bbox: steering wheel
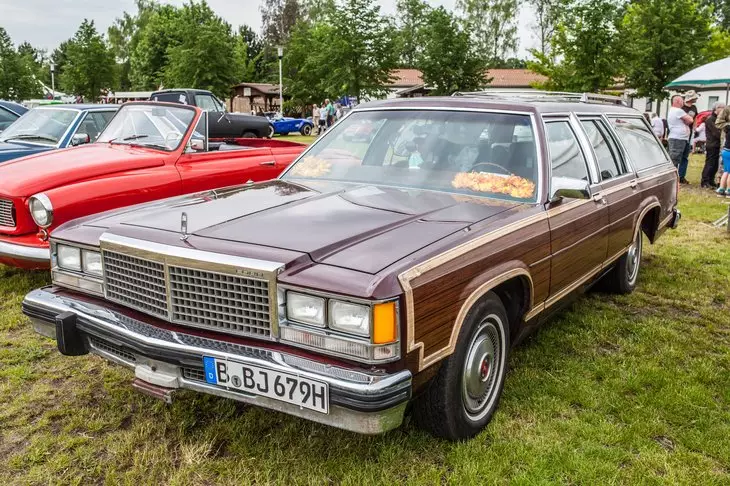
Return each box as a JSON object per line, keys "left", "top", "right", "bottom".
{"left": 471, "top": 161, "right": 511, "bottom": 175}
{"left": 165, "top": 132, "right": 182, "bottom": 150}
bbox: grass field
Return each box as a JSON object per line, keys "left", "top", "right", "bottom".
{"left": 1, "top": 155, "right": 729, "bottom": 485}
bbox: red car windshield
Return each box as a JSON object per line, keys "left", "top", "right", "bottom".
{"left": 97, "top": 104, "right": 196, "bottom": 151}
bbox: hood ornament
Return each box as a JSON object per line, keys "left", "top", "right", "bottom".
{"left": 180, "top": 212, "right": 189, "bottom": 241}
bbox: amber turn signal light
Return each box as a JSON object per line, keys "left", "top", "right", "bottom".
{"left": 373, "top": 302, "right": 397, "bottom": 344}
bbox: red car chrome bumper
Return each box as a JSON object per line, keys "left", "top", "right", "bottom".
{"left": 0, "top": 236, "right": 50, "bottom": 269}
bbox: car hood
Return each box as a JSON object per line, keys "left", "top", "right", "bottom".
{"left": 80, "top": 180, "right": 520, "bottom": 274}
{"left": 0, "top": 141, "right": 53, "bottom": 164}
{"left": 0, "top": 143, "right": 168, "bottom": 196}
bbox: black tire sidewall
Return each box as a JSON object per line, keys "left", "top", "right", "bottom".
{"left": 438, "top": 292, "right": 510, "bottom": 439}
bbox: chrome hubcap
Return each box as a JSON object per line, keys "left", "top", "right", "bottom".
{"left": 462, "top": 317, "right": 503, "bottom": 421}
{"left": 627, "top": 231, "right": 642, "bottom": 284}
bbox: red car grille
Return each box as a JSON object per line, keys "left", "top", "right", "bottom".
{"left": 0, "top": 199, "right": 15, "bottom": 228}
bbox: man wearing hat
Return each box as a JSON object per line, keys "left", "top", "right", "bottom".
{"left": 678, "top": 90, "right": 700, "bottom": 184}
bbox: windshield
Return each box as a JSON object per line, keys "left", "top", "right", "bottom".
{"left": 97, "top": 104, "right": 196, "bottom": 151}
{"left": 0, "top": 108, "right": 78, "bottom": 146}
{"left": 282, "top": 110, "right": 539, "bottom": 202}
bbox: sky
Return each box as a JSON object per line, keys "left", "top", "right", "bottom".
{"left": 1, "top": 0, "right": 537, "bottom": 57}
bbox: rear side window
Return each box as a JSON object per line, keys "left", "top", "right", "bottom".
{"left": 151, "top": 92, "right": 188, "bottom": 105}
{"left": 580, "top": 119, "right": 626, "bottom": 181}
{"left": 608, "top": 117, "right": 669, "bottom": 170}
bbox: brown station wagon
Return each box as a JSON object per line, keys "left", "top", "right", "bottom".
{"left": 23, "top": 92, "right": 680, "bottom": 441}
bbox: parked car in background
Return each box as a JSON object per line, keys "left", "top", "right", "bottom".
{"left": 0, "top": 101, "right": 305, "bottom": 269}
{"left": 268, "top": 114, "right": 314, "bottom": 136}
{"left": 0, "top": 104, "right": 118, "bottom": 164}
{"left": 23, "top": 93, "right": 679, "bottom": 440}
{"left": 150, "top": 89, "right": 275, "bottom": 139}
{"left": 0, "top": 100, "right": 28, "bottom": 132}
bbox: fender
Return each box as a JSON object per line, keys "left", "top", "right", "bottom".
{"left": 632, "top": 197, "right": 661, "bottom": 245}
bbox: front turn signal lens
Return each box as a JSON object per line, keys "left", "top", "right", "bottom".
{"left": 373, "top": 302, "right": 397, "bottom": 344}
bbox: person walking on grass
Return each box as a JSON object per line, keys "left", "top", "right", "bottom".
{"left": 312, "top": 104, "right": 321, "bottom": 135}
{"left": 678, "top": 91, "right": 700, "bottom": 184}
{"left": 701, "top": 102, "right": 725, "bottom": 189}
{"left": 318, "top": 103, "right": 328, "bottom": 134}
{"left": 715, "top": 105, "right": 730, "bottom": 198}
{"left": 651, "top": 112, "right": 665, "bottom": 140}
{"left": 667, "top": 94, "right": 694, "bottom": 178}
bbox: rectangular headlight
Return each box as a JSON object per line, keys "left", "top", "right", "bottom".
{"left": 57, "top": 244, "right": 81, "bottom": 272}
{"left": 329, "top": 300, "right": 370, "bottom": 337}
{"left": 82, "top": 250, "right": 103, "bottom": 276}
{"left": 286, "top": 292, "right": 325, "bottom": 327}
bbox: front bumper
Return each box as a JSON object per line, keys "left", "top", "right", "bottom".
{"left": 0, "top": 239, "right": 50, "bottom": 268}
{"left": 669, "top": 208, "right": 681, "bottom": 229}
{"left": 23, "top": 287, "right": 412, "bottom": 435}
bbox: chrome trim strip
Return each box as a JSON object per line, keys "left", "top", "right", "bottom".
{"left": 0, "top": 240, "right": 49, "bottom": 262}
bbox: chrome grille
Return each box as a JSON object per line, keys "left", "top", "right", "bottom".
{"left": 89, "top": 336, "right": 137, "bottom": 363}
{"left": 0, "top": 199, "right": 15, "bottom": 228}
{"left": 169, "top": 266, "right": 271, "bottom": 338}
{"left": 102, "top": 248, "right": 274, "bottom": 340}
{"left": 103, "top": 251, "right": 168, "bottom": 318}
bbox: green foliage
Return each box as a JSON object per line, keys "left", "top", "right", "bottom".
{"left": 417, "top": 7, "right": 487, "bottom": 95}
{"left": 238, "top": 25, "right": 266, "bottom": 81}
{"left": 0, "top": 28, "right": 43, "bottom": 100}
{"left": 129, "top": 5, "right": 186, "bottom": 90}
{"left": 394, "top": 0, "right": 431, "bottom": 67}
{"left": 529, "top": 0, "right": 622, "bottom": 92}
{"left": 260, "top": 0, "right": 307, "bottom": 46}
{"left": 527, "top": 0, "right": 569, "bottom": 57}
{"left": 162, "top": 2, "right": 244, "bottom": 98}
{"left": 59, "top": 20, "right": 116, "bottom": 100}
{"left": 457, "top": 0, "right": 519, "bottom": 64}
{"left": 108, "top": 0, "right": 159, "bottom": 90}
{"left": 284, "top": 0, "right": 398, "bottom": 103}
{"left": 620, "top": 0, "right": 712, "bottom": 101}
{"left": 702, "top": 26, "right": 730, "bottom": 63}
{"left": 703, "top": 0, "right": 730, "bottom": 31}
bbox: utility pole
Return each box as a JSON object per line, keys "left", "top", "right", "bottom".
{"left": 50, "top": 63, "right": 55, "bottom": 100}
{"left": 277, "top": 46, "right": 284, "bottom": 116}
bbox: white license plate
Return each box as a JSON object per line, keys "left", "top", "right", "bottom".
{"left": 203, "top": 356, "right": 329, "bottom": 413}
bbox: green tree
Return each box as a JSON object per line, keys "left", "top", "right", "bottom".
{"left": 260, "top": 0, "right": 306, "bottom": 46}
{"left": 282, "top": 21, "right": 335, "bottom": 106}
{"left": 529, "top": 0, "right": 622, "bottom": 92}
{"left": 60, "top": 20, "right": 117, "bottom": 100}
{"left": 394, "top": 0, "right": 431, "bottom": 67}
{"left": 108, "top": 0, "right": 159, "bottom": 89}
{"left": 328, "top": 0, "right": 399, "bottom": 101}
{"left": 0, "top": 28, "right": 43, "bottom": 100}
{"left": 129, "top": 5, "right": 185, "bottom": 89}
{"left": 457, "top": 0, "right": 519, "bottom": 64}
{"left": 162, "top": 2, "right": 243, "bottom": 98}
{"left": 703, "top": 26, "right": 730, "bottom": 62}
{"left": 416, "top": 7, "right": 487, "bottom": 94}
{"left": 527, "top": 0, "right": 569, "bottom": 57}
{"left": 703, "top": 0, "right": 730, "bottom": 31}
{"left": 620, "top": 0, "right": 712, "bottom": 102}
{"left": 238, "top": 25, "right": 266, "bottom": 81}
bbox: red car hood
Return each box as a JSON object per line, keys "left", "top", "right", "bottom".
{"left": 0, "top": 143, "right": 168, "bottom": 196}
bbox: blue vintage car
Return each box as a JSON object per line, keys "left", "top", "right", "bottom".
{"left": 269, "top": 115, "right": 314, "bottom": 136}
{"left": 0, "top": 104, "right": 118, "bottom": 164}
{"left": 0, "top": 100, "right": 28, "bottom": 132}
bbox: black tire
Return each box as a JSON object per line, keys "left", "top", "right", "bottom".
{"left": 413, "top": 291, "right": 510, "bottom": 441}
{"left": 601, "top": 229, "right": 643, "bottom": 294}
{"left": 242, "top": 131, "right": 256, "bottom": 138}
{"left": 300, "top": 124, "right": 312, "bottom": 136}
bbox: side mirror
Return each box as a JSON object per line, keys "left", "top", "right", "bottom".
{"left": 70, "top": 133, "right": 90, "bottom": 146}
{"left": 190, "top": 139, "right": 206, "bottom": 151}
{"left": 550, "top": 176, "right": 591, "bottom": 203}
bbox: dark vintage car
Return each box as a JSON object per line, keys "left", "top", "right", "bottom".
{"left": 0, "top": 100, "right": 28, "bottom": 131}
{"left": 150, "top": 89, "right": 274, "bottom": 139}
{"left": 24, "top": 93, "right": 680, "bottom": 440}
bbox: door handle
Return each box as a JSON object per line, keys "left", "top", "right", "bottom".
{"left": 593, "top": 194, "right": 607, "bottom": 205}
{"left": 259, "top": 160, "right": 276, "bottom": 166}
{"left": 630, "top": 179, "right": 638, "bottom": 189}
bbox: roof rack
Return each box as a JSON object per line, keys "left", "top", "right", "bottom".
{"left": 452, "top": 90, "right": 627, "bottom": 106}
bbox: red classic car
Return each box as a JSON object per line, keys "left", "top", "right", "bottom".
{"left": 0, "top": 102, "right": 305, "bottom": 269}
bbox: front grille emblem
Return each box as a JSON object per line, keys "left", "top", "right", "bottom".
{"left": 180, "top": 212, "right": 189, "bottom": 241}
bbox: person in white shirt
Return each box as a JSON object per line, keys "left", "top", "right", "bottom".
{"left": 650, "top": 112, "right": 665, "bottom": 139}
{"left": 667, "top": 95, "right": 694, "bottom": 168}
{"left": 693, "top": 121, "right": 706, "bottom": 153}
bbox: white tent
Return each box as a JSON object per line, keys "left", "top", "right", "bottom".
{"left": 665, "top": 57, "right": 730, "bottom": 103}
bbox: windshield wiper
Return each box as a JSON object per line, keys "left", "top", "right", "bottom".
{"left": 108, "top": 134, "right": 149, "bottom": 144}
{"left": 2, "top": 134, "right": 58, "bottom": 143}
